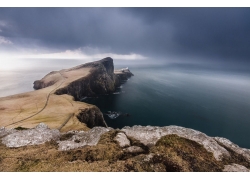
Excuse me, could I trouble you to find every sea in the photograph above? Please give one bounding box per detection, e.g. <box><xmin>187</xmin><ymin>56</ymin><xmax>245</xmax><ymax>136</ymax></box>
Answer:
<box><xmin>1</xmin><ymin>58</ymin><xmax>250</xmax><ymax>148</ymax></box>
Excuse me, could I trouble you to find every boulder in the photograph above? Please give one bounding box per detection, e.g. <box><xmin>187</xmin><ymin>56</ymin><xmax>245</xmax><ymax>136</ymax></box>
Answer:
<box><xmin>57</xmin><ymin>127</ymin><xmax>112</xmax><ymax>151</ymax></box>
<box><xmin>114</xmin><ymin>132</ymin><xmax>130</xmax><ymax>147</ymax></box>
<box><xmin>122</xmin><ymin>125</ymin><xmax>230</xmax><ymax>161</ymax></box>
<box><xmin>2</xmin><ymin>123</ymin><xmax>60</xmax><ymax>147</ymax></box>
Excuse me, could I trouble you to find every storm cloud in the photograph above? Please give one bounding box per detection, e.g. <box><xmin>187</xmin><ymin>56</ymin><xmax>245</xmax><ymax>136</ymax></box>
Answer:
<box><xmin>0</xmin><ymin>8</ymin><xmax>250</xmax><ymax>64</ymax></box>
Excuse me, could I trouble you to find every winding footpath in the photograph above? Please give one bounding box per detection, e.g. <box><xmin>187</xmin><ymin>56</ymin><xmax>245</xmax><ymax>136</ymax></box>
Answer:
<box><xmin>5</xmin><ymin>72</ymin><xmax>66</xmax><ymax>127</ymax></box>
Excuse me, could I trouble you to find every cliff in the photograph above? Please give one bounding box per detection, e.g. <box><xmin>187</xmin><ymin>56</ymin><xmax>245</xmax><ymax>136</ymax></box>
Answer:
<box><xmin>34</xmin><ymin>57</ymin><xmax>133</xmax><ymax>101</ymax></box>
<box><xmin>0</xmin><ymin>57</ymin><xmax>133</xmax><ymax>130</ymax></box>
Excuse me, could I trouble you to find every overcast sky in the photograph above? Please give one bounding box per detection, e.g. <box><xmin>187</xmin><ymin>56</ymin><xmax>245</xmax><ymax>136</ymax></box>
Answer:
<box><xmin>0</xmin><ymin>8</ymin><xmax>250</xmax><ymax>65</ymax></box>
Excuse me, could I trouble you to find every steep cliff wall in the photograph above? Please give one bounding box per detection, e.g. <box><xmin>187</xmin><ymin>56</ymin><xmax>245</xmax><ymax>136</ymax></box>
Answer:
<box><xmin>34</xmin><ymin>57</ymin><xmax>133</xmax><ymax>101</ymax></box>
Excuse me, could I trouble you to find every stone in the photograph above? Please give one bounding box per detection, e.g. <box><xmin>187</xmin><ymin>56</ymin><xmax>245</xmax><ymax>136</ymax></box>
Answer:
<box><xmin>114</xmin><ymin>132</ymin><xmax>130</xmax><ymax>147</ymax></box>
<box><xmin>214</xmin><ymin>137</ymin><xmax>250</xmax><ymax>162</ymax></box>
<box><xmin>121</xmin><ymin>125</ymin><xmax>230</xmax><ymax>161</ymax></box>
<box><xmin>2</xmin><ymin>123</ymin><xmax>60</xmax><ymax>147</ymax></box>
<box><xmin>58</xmin><ymin>126</ymin><xmax>112</xmax><ymax>151</ymax></box>
<box><xmin>123</xmin><ymin>146</ymin><xmax>144</xmax><ymax>153</ymax></box>
<box><xmin>0</xmin><ymin>127</ymin><xmax>17</xmax><ymax>138</ymax></box>
<box><xmin>223</xmin><ymin>164</ymin><xmax>250</xmax><ymax>172</ymax></box>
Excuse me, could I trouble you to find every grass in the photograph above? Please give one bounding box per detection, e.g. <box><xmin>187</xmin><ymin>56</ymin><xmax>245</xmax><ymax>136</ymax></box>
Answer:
<box><xmin>1</xmin><ymin>132</ymin><xmax>249</xmax><ymax>172</ymax></box>
<box><xmin>0</xmin><ymin>67</ymin><xmax>92</xmax><ymax>131</ymax></box>
<box><xmin>150</xmin><ymin>134</ymin><xmax>224</xmax><ymax>171</ymax></box>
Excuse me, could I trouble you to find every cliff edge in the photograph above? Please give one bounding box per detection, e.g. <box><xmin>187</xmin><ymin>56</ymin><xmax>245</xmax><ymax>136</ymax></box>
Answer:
<box><xmin>0</xmin><ymin>123</ymin><xmax>250</xmax><ymax>172</ymax></box>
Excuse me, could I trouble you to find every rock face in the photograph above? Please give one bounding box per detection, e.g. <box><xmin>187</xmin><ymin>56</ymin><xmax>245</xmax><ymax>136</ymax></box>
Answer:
<box><xmin>114</xmin><ymin>67</ymin><xmax>134</xmax><ymax>83</ymax></box>
<box><xmin>2</xmin><ymin>123</ymin><xmax>60</xmax><ymax>147</ymax></box>
<box><xmin>34</xmin><ymin>57</ymin><xmax>134</xmax><ymax>101</ymax></box>
<box><xmin>76</xmin><ymin>106</ymin><xmax>107</xmax><ymax>128</ymax></box>
<box><xmin>214</xmin><ymin>137</ymin><xmax>250</xmax><ymax>162</ymax></box>
<box><xmin>121</xmin><ymin>125</ymin><xmax>230</xmax><ymax>161</ymax></box>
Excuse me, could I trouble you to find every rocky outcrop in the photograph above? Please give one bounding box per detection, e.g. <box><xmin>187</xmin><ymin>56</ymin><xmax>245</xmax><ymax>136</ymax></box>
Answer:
<box><xmin>114</xmin><ymin>132</ymin><xmax>131</xmax><ymax>147</ymax></box>
<box><xmin>55</xmin><ymin>60</ymin><xmax>116</xmax><ymax>100</ymax></box>
<box><xmin>33</xmin><ymin>57</ymin><xmax>134</xmax><ymax>101</ymax></box>
<box><xmin>2</xmin><ymin>123</ymin><xmax>60</xmax><ymax>147</ymax></box>
<box><xmin>214</xmin><ymin>137</ymin><xmax>250</xmax><ymax>162</ymax></box>
<box><xmin>114</xmin><ymin>67</ymin><xmax>134</xmax><ymax>86</ymax></box>
<box><xmin>121</xmin><ymin>125</ymin><xmax>230</xmax><ymax>161</ymax></box>
<box><xmin>57</xmin><ymin>127</ymin><xmax>112</xmax><ymax>151</ymax></box>
<box><xmin>76</xmin><ymin>106</ymin><xmax>107</xmax><ymax>128</ymax></box>
<box><xmin>1</xmin><ymin>123</ymin><xmax>250</xmax><ymax>171</ymax></box>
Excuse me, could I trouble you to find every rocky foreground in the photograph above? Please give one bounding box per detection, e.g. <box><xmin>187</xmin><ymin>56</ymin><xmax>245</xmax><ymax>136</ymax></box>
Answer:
<box><xmin>0</xmin><ymin>123</ymin><xmax>250</xmax><ymax>172</ymax></box>
<box><xmin>0</xmin><ymin>57</ymin><xmax>249</xmax><ymax>172</ymax></box>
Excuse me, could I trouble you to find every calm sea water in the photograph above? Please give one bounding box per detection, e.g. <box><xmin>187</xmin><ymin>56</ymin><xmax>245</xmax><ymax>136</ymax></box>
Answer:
<box><xmin>1</xmin><ymin>59</ymin><xmax>250</xmax><ymax>148</ymax></box>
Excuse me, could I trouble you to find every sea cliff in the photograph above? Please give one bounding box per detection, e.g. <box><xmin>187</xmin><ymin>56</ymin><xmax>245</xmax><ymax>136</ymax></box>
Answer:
<box><xmin>0</xmin><ymin>57</ymin><xmax>133</xmax><ymax>130</ymax></box>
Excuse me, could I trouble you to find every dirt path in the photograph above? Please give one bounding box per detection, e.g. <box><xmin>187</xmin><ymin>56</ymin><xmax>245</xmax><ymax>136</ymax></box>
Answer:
<box><xmin>57</xmin><ymin>113</ymin><xmax>74</xmax><ymax>131</ymax></box>
<box><xmin>5</xmin><ymin>72</ymin><xmax>66</xmax><ymax>127</ymax></box>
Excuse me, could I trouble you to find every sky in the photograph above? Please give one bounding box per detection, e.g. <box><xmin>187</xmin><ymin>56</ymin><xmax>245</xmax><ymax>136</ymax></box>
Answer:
<box><xmin>0</xmin><ymin>8</ymin><xmax>250</xmax><ymax>67</ymax></box>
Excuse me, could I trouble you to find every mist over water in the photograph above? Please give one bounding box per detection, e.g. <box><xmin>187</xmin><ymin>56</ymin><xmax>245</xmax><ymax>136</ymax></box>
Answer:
<box><xmin>1</xmin><ymin>59</ymin><xmax>250</xmax><ymax>148</ymax></box>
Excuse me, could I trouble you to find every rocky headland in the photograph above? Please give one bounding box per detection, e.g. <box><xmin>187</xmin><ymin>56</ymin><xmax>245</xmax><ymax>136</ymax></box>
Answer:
<box><xmin>0</xmin><ymin>57</ymin><xmax>249</xmax><ymax>172</ymax></box>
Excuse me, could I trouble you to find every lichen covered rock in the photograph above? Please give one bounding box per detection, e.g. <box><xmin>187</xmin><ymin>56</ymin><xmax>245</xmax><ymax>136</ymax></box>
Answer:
<box><xmin>0</xmin><ymin>127</ymin><xmax>17</xmax><ymax>138</ymax></box>
<box><xmin>1</xmin><ymin>123</ymin><xmax>60</xmax><ymax>147</ymax></box>
<box><xmin>214</xmin><ymin>137</ymin><xmax>250</xmax><ymax>163</ymax></box>
<box><xmin>114</xmin><ymin>132</ymin><xmax>130</xmax><ymax>147</ymax></box>
<box><xmin>58</xmin><ymin>127</ymin><xmax>112</xmax><ymax>151</ymax></box>
<box><xmin>122</xmin><ymin>125</ymin><xmax>230</xmax><ymax>161</ymax></box>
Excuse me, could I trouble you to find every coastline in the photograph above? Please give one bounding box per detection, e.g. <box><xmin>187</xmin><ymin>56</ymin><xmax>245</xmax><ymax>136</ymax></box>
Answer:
<box><xmin>0</xmin><ymin>57</ymin><xmax>249</xmax><ymax>172</ymax></box>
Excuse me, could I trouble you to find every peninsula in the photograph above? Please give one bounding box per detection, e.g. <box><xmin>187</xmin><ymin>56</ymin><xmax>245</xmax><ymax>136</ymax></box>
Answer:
<box><xmin>0</xmin><ymin>57</ymin><xmax>133</xmax><ymax>131</ymax></box>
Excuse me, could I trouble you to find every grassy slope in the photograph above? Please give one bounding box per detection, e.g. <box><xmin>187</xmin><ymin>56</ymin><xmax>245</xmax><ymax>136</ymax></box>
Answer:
<box><xmin>0</xmin><ymin>68</ymin><xmax>91</xmax><ymax>131</ymax></box>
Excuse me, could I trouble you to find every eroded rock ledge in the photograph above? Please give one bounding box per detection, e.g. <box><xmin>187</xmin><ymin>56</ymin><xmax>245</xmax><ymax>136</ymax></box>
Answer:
<box><xmin>1</xmin><ymin>123</ymin><xmax>250</xmax><ymax>172</ymax></box>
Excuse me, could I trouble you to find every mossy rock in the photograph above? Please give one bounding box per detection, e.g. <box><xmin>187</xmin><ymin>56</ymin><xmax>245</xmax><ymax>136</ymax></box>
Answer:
<box><xmin>150</xmin><ymin>134</ymin><xmax>224</xmax><ymax>172</ymax></box>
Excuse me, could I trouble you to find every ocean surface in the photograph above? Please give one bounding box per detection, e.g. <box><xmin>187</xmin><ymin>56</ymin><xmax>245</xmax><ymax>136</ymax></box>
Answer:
<box><xmin>1</xmin><ymin>59</ymin><xmax>250</xmax><ymax>148</ymax></box>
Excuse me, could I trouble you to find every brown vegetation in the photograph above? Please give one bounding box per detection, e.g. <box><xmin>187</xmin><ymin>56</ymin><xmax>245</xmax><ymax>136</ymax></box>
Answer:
<box><xmin>0</xmin><ymin>131</ymin><xmax>235</xmax><ymax>172</ymax></box>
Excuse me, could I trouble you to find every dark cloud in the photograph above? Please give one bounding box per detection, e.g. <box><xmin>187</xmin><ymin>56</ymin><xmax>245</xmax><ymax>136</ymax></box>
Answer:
<box><xmin>0</xmin><ymin>8</ymin><xmax>250</xmax><ymax>64</ymax></box>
